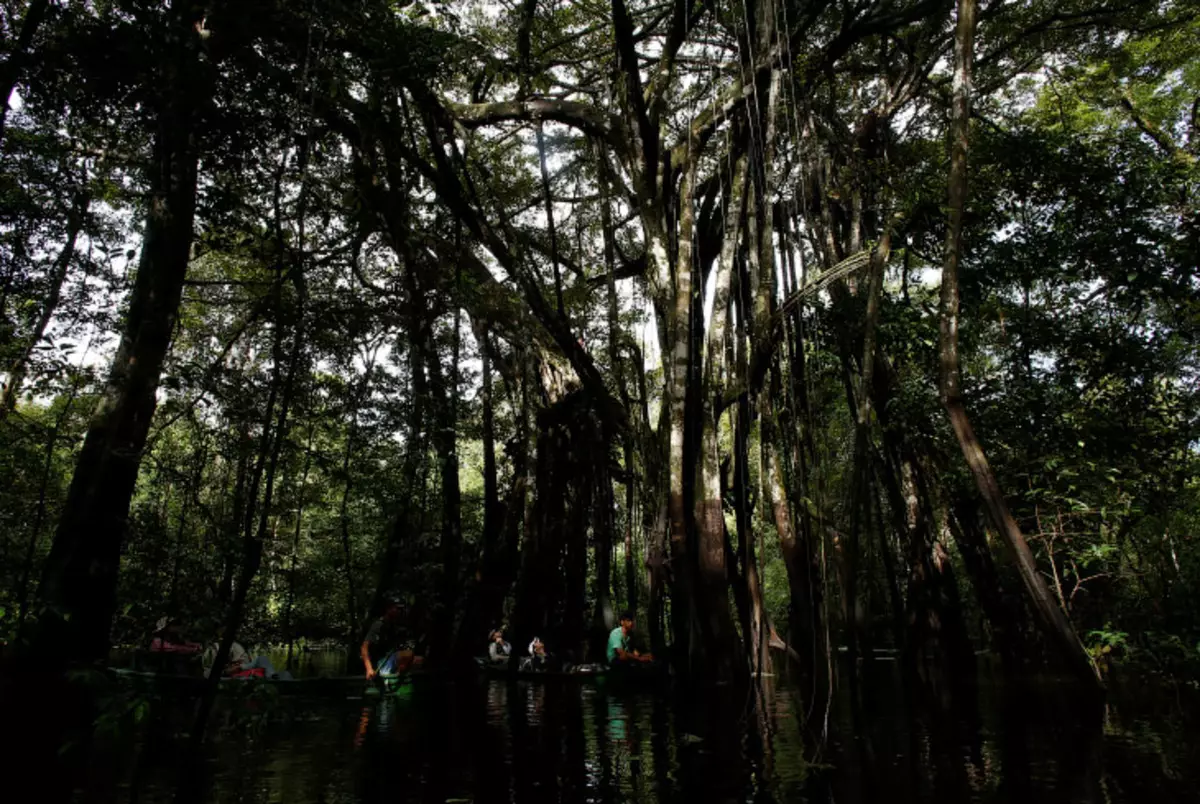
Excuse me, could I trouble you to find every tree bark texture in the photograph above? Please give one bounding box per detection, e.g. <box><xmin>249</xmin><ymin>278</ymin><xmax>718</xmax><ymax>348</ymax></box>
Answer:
<box><xmin>425</xmin><ymin>308</ymin><xmax>463</xmax><ymax>665</ymax></box>
<box><xmin>21</xmin><ymin>4</ymin><xmax>203</xmax><ymax>667</ymax></box>
<box><xmin>937</xmin><ymin>0</ymin><xmax>1100</xmax><ymax>688</ymax></box>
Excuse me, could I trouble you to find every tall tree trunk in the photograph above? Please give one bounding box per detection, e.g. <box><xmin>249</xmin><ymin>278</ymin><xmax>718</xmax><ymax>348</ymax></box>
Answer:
<box><xmin>761</xmin><ymin>385</ymin><xmax>809</xmax><ymax>650</ymax></box>
<box><xmin>694</xmin><ymin>156</ymin><xmax>747</xmax><ymax>681</ymax></box>
<box><xmin>454</xmin><ymin>324</ymin><xmax>499</xmax><ymax>661</ymax></box>
<box><xmin>845</xmin><ymin>230</ymin><xmax>893</xmax><ymax>663</ymax></box>
<box><xmin>665</xmin><ymin>153</ymin><xmax>699</xmax><ymax>671</ymax></box>
<box><xmin>19</xmin><ymin>4</ymin><xmax>202</xmax><ymax>667</ymax></box>
<box><xmin>736</xmin><ymin>369</ymin><xmax>771</xmax><ymax>678</ymax></box>
<box><xmin>453</xmin><ymin>332</ymin><xmax>527</xmax><ymax>664</ymax></box>
<box><xmin>512</xmin><ymin>398</ymin><xmax>573</xmax><ymax>648</ymax></box>
<box><xmin>219</xmin><ymin>424</ymin><xmax>251</xmax><ymax>605</ymax></box>
<box><xmin>337</xmin><ymin>450</ymin><xmax>360</xmax><ymax>648</ymax></box>
<box><xmin>644</xmin><ymin>383</ymin><xmax>669</xmax><ymax>658</ymax></box>
<box><xmin>371</xmin><ymin>274</ymin><xmax>429</xmax><ymax>622</ymax></box>
<box><xmin>598</xmin><ymin>143</ymin><xmax>639</xmax><ymax>620</ymax></box>
<box><xmin>168</xmin><ymin>439</ymin><xmax>205</xmax><ymax>610</ymax></box>
<box><xmin>0</xmin><ymin>189</ymin><xmax>89</xmax><ymax>419</ymax></box>
<box><xmin>937</xmin><ymin>0</ymin><xmax>1099</xmax><ymax>688</ymax></box>
<box><xmin>591</xmin><ymin>447</ymin><xmax>616</xmax><ymax>657</ymax></box>
<box><xmin>336</xmin><ymin>347</ymin><xmax>377</xmax><ymax>651</ymax></box>
<box><xmin>285</xmin><ymin>424</ymin><xmax>316</xmax><ymax>670</ymax></box>
<box><xmin>564</xmin><ymin>473</ymin><xmax>590</xmax><ymax>657</ymax></box>
<box><xmin>426</xmin><ymin>305</ymin><xmax>462</xmax><ymax>665</ymax></box>
<box><xmin>870</xmin><ymin>465</ymin><xmax>906</xmax><ymax>646</ymax></box>
<box><xmin>778</xmin><ymin>214</ymin><xmax>824</xmax><ymax>687</ymax></box>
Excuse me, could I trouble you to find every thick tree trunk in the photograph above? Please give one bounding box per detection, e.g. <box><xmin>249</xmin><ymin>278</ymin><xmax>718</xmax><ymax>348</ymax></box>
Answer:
<box><xmin>452</xmin><ymin>326</ymin><xmax>516</xmax><ymax>664</ymax></box>
<box><xmin>512</xmin><ymin>398</ymin><xmax>573</xmax><ymax>647</ymax></box>
<box><xmin>938</xmin><ymin>0</ymin><xmax>1099</xmax><ymax>689</ymax></box>
<box><xmin>693</xmin><ymin>156</ymin><xmax>747</xmax><ymax>680</ymax></box>
<box><xmin>19</xmin><ymin>5</ymin><xmax>202</xmax><ymax>667</ymax></box>
<box><xmin>635</xmin><ymin>348</ymin><xmax>669</xmax><ymax>656</ymax></box>
<box><xmin>665</xmin><ymin>158</ymin><xmax>697</xmax><ymax>668</ymax></box>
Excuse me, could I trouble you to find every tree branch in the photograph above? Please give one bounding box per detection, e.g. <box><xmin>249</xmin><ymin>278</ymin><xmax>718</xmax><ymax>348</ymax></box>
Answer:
<box><xmin>448</xmin><ymin>99</ymin><xmax>628</xmax><ymax>156</ymax></box>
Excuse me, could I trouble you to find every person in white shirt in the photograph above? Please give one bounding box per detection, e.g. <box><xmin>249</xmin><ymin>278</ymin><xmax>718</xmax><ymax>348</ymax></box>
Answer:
<box><xmin>203</xmin><ymin>626</ymin><xmax>291</xmax><ymax>679</ymax></box>
<box><xmin>528</xmin><ymin>636</ymin><xmax>548</xmax><ymax>670</ymax></box>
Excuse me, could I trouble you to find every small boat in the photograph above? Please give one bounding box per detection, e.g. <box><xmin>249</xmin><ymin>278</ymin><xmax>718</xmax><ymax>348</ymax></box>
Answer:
<box><xmin>476</xmin><ymin>657</ymin><xmax>605</xmax><ymax>681</ymax></box>
<box><xmin>107</xmin><ymin>666</ymin><xmax>416</xmax><ymax>697</ymax></box>
<box><xmin>475</xmin><ymin>658</ymin><xmax>667</xmax><ymax>687</ymax></box>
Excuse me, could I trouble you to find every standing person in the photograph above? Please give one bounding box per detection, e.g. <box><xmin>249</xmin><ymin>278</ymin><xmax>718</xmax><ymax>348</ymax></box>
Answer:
<box><xmin>607</xmin><ymin>611</ymin><xmax>654</xmax><ymax>666</ymax></box>
<box><xmin>361</xmin><ymin>598</ymin><xmax>415</xmax><ymax>680</ymax></box>
<box><xmin>488</xmin><ymin>629</ymin><xmax>511</xmax><ymax>663</ymax></box>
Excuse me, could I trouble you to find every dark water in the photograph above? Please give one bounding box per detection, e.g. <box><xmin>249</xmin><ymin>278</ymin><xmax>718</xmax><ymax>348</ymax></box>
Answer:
<box><xmin>116</xmin><ymin>657</ymin><xmax>1198</xmax><ymax>804</ymax></box>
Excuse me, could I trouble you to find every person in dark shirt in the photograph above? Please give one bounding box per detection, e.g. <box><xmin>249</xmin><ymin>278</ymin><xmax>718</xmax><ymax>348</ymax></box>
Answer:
<box><xmin>528</xmin><ymin>636</ymin><xmax>548</xmax><ymax>670</ymax></box>
<box><xmin>361</xmin><ymin>599</ymin><xmax>415</xmax><ymax>680</ymax></box>
<box><xmin>488</xmin><ymin>629</ymin><xmax>512</xmax><ymax>663</ymax></box>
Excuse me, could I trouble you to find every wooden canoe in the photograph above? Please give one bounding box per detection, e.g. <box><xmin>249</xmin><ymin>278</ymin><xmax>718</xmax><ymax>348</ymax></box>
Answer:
<box><xmin>475</xmin><ymin>658</ymin><xmax>667</xmax><ymax>686</ymax></box>
<box><xmin>107</xmin><ymin>666</ymin><xmax>417</xmax><ymax>696</ymax></box>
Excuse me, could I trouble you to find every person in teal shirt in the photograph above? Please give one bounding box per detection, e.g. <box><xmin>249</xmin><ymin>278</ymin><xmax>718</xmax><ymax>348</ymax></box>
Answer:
<box><xmin>607</xmin><ymin>611</ymin><xmax>653</xmax><ymax>665</ymax></box>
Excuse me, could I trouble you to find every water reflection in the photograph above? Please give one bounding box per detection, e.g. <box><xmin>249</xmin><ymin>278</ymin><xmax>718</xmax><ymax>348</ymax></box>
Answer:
<box><xmin>120</xmin><ymin>661</ymin><xmax>1198</xmax><ymax>804</ymax></box>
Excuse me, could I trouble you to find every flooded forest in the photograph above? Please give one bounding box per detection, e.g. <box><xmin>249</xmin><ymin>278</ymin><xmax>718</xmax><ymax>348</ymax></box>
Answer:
<box><xmin>0</xmin><ymin>0</ymin><xmax>1198</xmax><ymax>801</ymax></box>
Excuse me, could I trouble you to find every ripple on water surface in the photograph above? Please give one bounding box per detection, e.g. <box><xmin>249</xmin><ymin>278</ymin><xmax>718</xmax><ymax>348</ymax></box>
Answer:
<box><xmin>118</xmin><ymin>660</ymin><xmax>1199</xmax><ymax>804</ymax></box>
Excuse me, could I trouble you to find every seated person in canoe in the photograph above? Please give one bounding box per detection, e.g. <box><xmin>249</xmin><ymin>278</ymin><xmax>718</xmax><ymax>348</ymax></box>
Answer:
<box><xmin>607</xmin><ymin>611</ymin><xmax>654</xmax><ymax>667</ymax></box>
<box><xmin>203</xmin><ymin>625</ymin><xmax>291</xmax><ymax>680</ymax></box>
<box><xmin>527</xmin><ymin>636</ymin><xmax>548</xmax><ymax>670</ymax></box>
<box><xmin>489</xmin><ymin>629</ymin><xmax>512</xmax><ymax>664</ymax></box>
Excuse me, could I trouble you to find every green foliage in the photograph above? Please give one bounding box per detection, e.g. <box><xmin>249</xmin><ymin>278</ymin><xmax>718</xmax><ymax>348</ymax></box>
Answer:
<box><xmin>0</xmin><ymin>0</ymin><xmax>1196</xmax><ymax>688</ymax></box>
